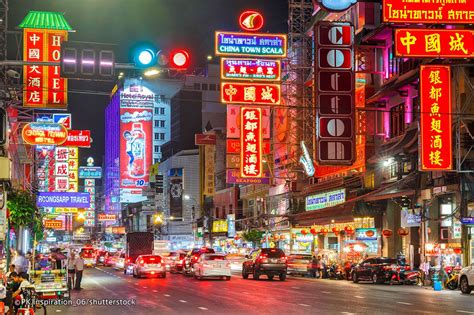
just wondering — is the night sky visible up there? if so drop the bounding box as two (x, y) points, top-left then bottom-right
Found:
(10, 0), (288, 166)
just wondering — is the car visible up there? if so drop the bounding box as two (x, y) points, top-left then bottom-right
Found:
(287, 254), (313, 277)
(96, 251), (108, 266)
(170, 252), (187, 274)
(351, 257), (407, 284)
(163, 251), (183, 272)
(225, 253), (246, 272)
(114, 252), (126, 270)
(459, 263), (474, 294)
(81, 247), (96, 267)
(132, 255), (166, 278)
(193, 254), (231, 280)
(242, 248), (288, 281)
(183, 247), (215, 276)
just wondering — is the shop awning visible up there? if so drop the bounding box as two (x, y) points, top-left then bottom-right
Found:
(363, 189), (415, 202)
(292, 202), (356, 226)
(366, 69), (419, 105)
(367, 125), (418, 164)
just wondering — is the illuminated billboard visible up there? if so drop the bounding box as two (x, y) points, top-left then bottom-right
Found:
(221, 82), (281, 105)
(22, 122), (68, 146)
(119, 82), (154, 202)
(220, 58), (281, 81)
(395, 29), (474, 58)
(240, 107), (263, 178)
(420, 65), (452, 171)
(215, 31), (287, 57)
(383, 0), (474, 24)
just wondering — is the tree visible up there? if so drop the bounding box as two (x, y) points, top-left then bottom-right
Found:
(242, 229), (263, 247)
(7, 189), (37, 229)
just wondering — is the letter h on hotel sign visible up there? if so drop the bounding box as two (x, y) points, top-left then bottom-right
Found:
(315, 21), (355, 165)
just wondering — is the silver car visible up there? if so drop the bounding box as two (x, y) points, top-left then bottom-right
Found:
(132, 255), (166, 278)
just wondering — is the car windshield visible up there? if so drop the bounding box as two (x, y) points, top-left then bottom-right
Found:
(262, 249), (284, 258)
(205, 255), (226, 261)
(378, 258), (399, 265)
(142, 256), (162, 263)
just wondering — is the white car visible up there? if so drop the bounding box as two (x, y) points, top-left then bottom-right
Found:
(459, 263), (474, 294)
(193, 254), (231, 280)
(132, 255), (166, 278)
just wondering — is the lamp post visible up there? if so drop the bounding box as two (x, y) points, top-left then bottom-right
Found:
(184, 194), (207, 246)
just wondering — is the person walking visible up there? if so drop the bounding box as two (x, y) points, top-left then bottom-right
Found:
(74, 252), (84, 290)
(67, 252), (76, 290)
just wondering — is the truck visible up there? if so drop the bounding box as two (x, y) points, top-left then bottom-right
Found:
(124, 232), (154, 274)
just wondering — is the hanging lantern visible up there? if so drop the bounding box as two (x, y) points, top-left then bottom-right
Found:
(280, 234), (286, 241)
(344, 226), (355, 235)
(382, 229), (393, 238)
(310, 228), (318, 235)
(320, 228), (328, 235)
(365, 229), (375, 237)
(332, 227), (340, 234)
(274, 234), (280, 241)
(301, 229), (308, 235)
(291, 233), (296, 239)
(234, 235), (240, 241)
(397, 227), (409, 236)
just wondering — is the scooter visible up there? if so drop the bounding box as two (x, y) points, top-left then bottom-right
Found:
(329, 264), (345, 280)
(444, 267), (459, 290)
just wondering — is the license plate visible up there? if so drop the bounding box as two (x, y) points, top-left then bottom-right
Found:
(42, 292), (56, 297)
(269, 259), (277, 263)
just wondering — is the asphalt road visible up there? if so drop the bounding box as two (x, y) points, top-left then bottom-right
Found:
(42, 266), (473, 315)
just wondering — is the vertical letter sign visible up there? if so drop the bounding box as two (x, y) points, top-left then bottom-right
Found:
(315, 21), (355, 165)
(420, 65), (452, 171)
(240, 107), (262, 178)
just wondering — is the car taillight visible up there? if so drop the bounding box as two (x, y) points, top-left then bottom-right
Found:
(404, 266), (411, 271)
(257, 254), (268, 263)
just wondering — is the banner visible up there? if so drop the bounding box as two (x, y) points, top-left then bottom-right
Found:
(204, 145), (215, 196)
(169, 168), (183, 218)
(63, 130), (91, 147)
(420, 65), (452, 171)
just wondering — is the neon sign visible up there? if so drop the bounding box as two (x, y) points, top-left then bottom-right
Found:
(299, 141), (315, 177)
(316, 0), (357, 12)
(215, 31), (287, 57)
(395, 29), (474, 58)
(221, 58), (281, 81)
(420, 65), (452, 171)
(240, 107), (263, 178)
(22, 122), (68, 146)
(239, 11), (264, 32)
(221, 82), (281, 105)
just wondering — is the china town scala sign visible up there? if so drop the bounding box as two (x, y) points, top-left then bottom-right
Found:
(22, 122), (68, 146)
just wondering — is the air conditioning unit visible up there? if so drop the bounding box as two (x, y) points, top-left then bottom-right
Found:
(440, 228), (450, 240)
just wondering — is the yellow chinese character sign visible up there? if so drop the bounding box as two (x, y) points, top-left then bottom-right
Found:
(420, 65), (452, 171)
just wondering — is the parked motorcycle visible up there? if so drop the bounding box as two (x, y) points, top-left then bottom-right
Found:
(328, 264), (345, 280)
(444, 267), (459, 290)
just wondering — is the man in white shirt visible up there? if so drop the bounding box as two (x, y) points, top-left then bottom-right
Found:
(74, 253), (84, 290)
(67, 252), (77, 289)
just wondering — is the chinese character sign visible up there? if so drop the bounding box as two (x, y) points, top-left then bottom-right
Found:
(204, 145), (215, 196)
(383, 0), (474, 24)
(221, 58), (281, 81)
(240, 107), (263, 178)
(23, 29), (68, 108)
(420, 65), (452, 171)
(221, 82), (281, 105)
(395, 29), (474, 58)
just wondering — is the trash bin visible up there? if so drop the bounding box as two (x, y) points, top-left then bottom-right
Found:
(433, 280), (443, 291)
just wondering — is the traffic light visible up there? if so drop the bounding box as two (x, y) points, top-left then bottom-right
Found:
(0, 108), (6, 145)
(169, 49), (190, 69)
(134, 48), (157, 68)
(61, 41), (115, 81)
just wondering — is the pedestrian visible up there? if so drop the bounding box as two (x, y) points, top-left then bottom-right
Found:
(13, 252), (28, 274)
(74, 252), (84, 290)
(310, 255), (320, 278)
(67, 252), (76, 290)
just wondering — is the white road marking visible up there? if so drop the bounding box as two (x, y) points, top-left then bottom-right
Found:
(143, 286), (148, 289)
(291, 286), (300, 289)
(179, 300), (187, 303)
(321, 291), (331, 294)
(153, 290), (158, 293)
(396, 302), (412, 305)
(354, 296), (365, 299)
(198, 307), (208, 310)
(55, 310), (62, 313)
(164, 294), (171, 297)
(457, 311), (474, 314)
(341, 312), (355, 315)
(299, 303), (311, 307)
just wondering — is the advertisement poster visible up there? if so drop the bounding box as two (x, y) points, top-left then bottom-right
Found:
(119, 80), (154, 202)
(169, 168), (183, 219)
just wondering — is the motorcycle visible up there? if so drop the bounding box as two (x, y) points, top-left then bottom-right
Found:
(444, 267), (459, 290)
(328, 264), (345, 280)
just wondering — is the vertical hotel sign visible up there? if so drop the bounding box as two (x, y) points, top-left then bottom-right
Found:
(241, 107), (263, 178)
(420, 65), (452, 171)
(21, 11), (71, 108)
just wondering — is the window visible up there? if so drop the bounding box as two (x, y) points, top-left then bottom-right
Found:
(390, 103), (405, 138)
(202, 83), (208, 90)
(154, 120), (160, 128)
(160, 108), (165, 115)
(440, 204), (453, 227)
(159, 133), (165, 140)
(209, 84), (216, 91)
(154, 133), (159, 140)
(194, 83), (200, 90)
(154, 108), (159, 115)
(160, 120), (165, 128)
(154, 158), (159, 164)
(154, 145), (160, 153)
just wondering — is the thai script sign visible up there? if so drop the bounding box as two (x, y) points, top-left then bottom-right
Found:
(221, 58), (281, 81)
(306, 189), (346, 211)
(215, 31), (287, 57)
(62, 130), (91, 147)
(383, 0), (474, 24)
(79, 166), (102, 179)
(22, 122), (68, 146)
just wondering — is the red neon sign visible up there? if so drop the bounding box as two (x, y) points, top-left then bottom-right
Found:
(239, 11), (264, 32)
(221, 58), (281, 82)
(383, 0), (474, 24)
(221, 82), (281, 105)
(240, 107), (263, 178)
(420, 65), (452, 171)
(62, 130), (91, 147)
(395, 29), (474, 58)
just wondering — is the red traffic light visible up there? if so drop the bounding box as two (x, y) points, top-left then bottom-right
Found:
(169, 49), (190, 69)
